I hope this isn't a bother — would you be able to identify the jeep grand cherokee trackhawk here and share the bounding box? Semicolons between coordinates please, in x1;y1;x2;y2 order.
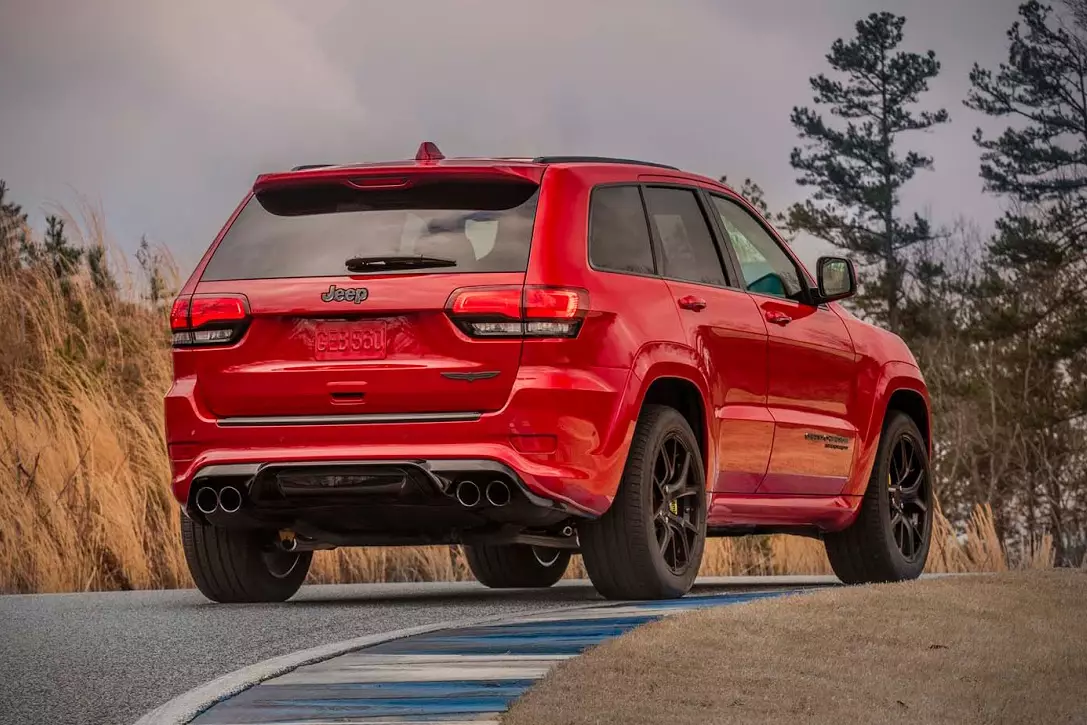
166;143;934;602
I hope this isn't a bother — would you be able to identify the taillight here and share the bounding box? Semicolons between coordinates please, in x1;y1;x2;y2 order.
445;285;589;339
170;294;250;347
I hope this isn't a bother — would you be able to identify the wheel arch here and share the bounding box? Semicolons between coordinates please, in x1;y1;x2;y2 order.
597;349;714;510
885;387;931;456
641;376;709;471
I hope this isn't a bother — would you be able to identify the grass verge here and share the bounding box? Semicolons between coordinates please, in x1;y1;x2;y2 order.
503;570;1087;725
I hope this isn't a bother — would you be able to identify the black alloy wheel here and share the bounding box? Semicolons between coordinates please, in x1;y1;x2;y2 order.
824;411;934;584
887;433;930;562
580;404;708;600
652;433;703;576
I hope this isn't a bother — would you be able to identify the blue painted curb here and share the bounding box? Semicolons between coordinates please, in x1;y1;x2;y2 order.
189;588;803;724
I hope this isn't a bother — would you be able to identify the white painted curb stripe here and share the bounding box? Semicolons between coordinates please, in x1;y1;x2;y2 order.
132;604;581;725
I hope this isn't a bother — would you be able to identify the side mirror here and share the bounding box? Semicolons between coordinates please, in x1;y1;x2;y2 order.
815;256;857;304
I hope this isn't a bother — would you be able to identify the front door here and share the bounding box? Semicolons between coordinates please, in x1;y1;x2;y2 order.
706;192;858;496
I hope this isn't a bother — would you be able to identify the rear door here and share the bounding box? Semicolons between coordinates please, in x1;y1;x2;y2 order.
640;185;774;495
188;172;541;419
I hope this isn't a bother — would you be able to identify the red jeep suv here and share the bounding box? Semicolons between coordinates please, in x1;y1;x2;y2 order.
166;143;933;602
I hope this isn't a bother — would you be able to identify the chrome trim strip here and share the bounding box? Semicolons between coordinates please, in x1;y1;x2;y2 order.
217;411;482;427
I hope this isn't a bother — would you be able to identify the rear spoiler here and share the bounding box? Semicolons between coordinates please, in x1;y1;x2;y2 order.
254;164;544;193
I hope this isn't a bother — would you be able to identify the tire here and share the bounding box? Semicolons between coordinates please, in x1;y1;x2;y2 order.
463;544;570;588
580;404;707;600
825;411;933;584
181;514;311;603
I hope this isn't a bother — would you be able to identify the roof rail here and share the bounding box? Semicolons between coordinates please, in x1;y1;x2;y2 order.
291;164;333;172
532;155;679;171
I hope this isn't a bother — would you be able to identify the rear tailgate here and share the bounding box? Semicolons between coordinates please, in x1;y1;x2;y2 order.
181;169;542;419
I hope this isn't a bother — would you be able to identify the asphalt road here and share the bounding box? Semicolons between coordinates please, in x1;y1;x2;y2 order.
0;578;826;725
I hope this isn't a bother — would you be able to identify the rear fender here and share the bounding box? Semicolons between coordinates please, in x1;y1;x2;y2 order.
595;342;713;508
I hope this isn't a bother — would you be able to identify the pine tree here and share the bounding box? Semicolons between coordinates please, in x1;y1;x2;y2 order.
968;0;1087;201
86;245;117;295
0;180;28;272
965;0;1087;564
136;236;169;306
43;214;83;283
787;12;949;332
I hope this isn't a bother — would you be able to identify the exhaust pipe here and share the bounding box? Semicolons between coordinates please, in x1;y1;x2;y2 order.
194;486;219;515
485;480;511;507
217;485;243;514
277;536;332;553
455;480;481;508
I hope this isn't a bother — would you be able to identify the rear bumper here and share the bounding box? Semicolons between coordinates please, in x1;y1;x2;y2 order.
187;458;574;543
165;365;634;517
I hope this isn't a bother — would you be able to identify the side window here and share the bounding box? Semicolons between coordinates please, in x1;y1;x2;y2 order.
710;195;804;300
642;187;728;286
588;186;655;275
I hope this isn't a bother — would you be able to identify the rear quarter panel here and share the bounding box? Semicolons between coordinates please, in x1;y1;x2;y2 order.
520;166;712;505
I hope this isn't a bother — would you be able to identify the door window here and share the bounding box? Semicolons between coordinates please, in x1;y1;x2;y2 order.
709;195;804;300
642;187;728;287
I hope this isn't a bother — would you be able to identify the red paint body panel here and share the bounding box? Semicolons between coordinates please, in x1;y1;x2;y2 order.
188;273;527;417
757;294;859;496
165;156;929;535
166;363;630;515
663;281;773;494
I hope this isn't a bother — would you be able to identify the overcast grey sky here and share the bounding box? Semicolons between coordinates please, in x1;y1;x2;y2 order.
1;0;1016;271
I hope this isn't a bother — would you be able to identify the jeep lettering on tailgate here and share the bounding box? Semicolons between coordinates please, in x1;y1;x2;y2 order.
321;285;368;303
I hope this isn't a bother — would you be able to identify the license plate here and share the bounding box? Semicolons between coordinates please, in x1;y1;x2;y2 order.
314;321;387;361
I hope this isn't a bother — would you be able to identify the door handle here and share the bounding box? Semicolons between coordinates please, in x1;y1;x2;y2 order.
678;295;707;312
765;310;792;326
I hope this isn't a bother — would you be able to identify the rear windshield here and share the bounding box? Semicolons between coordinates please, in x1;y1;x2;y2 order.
201;180;539;281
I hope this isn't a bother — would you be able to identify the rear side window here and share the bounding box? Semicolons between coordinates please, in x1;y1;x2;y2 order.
588;186;655;275
642;187;728;287
202;180;539;281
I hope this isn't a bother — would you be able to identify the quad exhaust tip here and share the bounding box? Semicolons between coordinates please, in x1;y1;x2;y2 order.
455;480;481;508
194;486;219;515
218;485;243;514
195;484;243;514
455;479;512;508
485;480;511;507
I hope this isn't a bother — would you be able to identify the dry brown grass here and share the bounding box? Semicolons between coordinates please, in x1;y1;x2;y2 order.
504;570;1087;725
0;211;1059;593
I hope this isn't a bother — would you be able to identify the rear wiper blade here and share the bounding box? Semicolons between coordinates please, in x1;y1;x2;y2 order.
344;255;458;272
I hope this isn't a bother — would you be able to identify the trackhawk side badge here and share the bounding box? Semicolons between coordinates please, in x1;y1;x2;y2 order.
321;285;368;303
804;432;851;450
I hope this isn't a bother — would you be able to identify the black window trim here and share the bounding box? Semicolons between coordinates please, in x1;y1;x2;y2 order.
639;182;738;291
703;190;821;307
586;182;660;280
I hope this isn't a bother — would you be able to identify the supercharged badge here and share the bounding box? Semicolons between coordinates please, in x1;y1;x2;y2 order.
321;285;369;303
